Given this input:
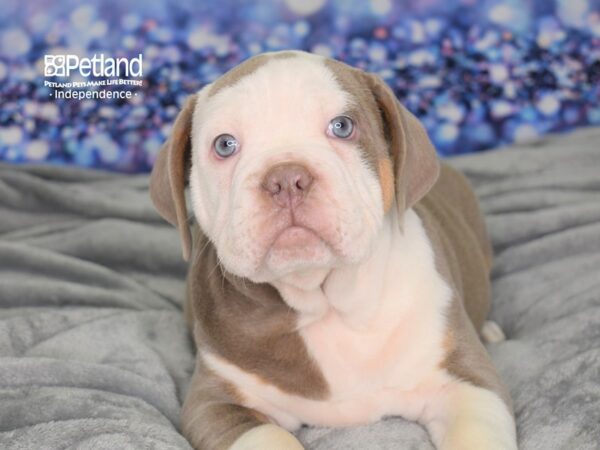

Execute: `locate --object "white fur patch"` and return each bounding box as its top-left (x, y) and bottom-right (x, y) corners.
top-left (188, 53), bottom-right (384, 288)
top-left (423, 382), bottom-right (517, 450)
top-left (202, 210), bottom-right (455, 430)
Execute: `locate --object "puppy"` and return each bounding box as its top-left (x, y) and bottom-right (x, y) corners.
top-left (150, 50), bottom-right (517, 450)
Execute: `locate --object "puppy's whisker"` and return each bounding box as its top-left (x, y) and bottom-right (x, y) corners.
top-left (218, 260), bottom-right (226, 292)
top-left (206, 261), bottom-right (222, 284)
top-left (195, 237), bottom-right (212, 259)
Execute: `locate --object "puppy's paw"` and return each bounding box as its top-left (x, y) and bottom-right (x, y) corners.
top-left (229, 424), bottom-right (305, 450)
top-left (481, 320), bottom-right (506, 344)
top-left (442, 426), bottom-right (517, 450)
top-left (431, 384), bottom-right (517, 450)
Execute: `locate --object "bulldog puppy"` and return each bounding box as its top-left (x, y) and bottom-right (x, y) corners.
top-left (150, 50), bottom-right (517, 450)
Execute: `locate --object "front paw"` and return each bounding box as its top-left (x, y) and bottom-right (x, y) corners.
top-left (229, 424), bottom-right (305, 450)
top-left (440, 421), bottom-right (517, 450)
top-left (427, 384), bottom-right (517, 450)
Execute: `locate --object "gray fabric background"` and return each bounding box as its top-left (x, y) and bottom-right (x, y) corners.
top-left (1, 127), bottom-right (599, 449)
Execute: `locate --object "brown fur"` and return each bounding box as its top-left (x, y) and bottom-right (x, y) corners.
top-left (414, 164), bottom-right (511, 410)
top-left (324, 60), bottom-right (387, 175)
top-left (149, 94), bottom-right (196, 260)
top-left (179, 225), bottom-right (329, 450)
top-left (181, 358), bottom-right (267, 450)
top-left (415, 164), bottom-right (493, 329)
top-left (362, 72), bottom-right (440, 212)
top-left (187, 227), bottom-right (329, 399)
top-left (325, 58), bottom-right (440, 214)
top-left (378, 158), bottom-right (395, 212)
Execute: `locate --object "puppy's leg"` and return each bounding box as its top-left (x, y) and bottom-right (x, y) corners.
top-left (423, 382), bottom-right (517, 450)
top-left (182, 358), bottom-right (304, 450)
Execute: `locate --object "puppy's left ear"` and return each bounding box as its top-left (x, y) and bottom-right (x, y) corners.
top-left (364, 73), bottom-right (440, 212)
top-left (150, 94), bottom-right (197, 261)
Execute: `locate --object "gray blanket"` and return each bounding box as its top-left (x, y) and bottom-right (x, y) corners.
top-left (1, 127), bottom-right (599, 449)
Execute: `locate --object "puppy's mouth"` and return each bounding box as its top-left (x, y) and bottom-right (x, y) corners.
top-left (263, 217), bottom-right (336, 274)
top-left (271, 225), bottom-right (324, 252)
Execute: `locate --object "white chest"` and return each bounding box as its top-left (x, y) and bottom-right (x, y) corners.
top-left (203, 211), bottom-right (455, 430)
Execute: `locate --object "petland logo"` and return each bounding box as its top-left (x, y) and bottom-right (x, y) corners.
top-left (44, 54), bottom-right (143, 77)
top-left (44, 54), bottom-right (143, 100)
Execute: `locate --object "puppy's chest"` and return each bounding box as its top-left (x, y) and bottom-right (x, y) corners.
top-left (204, 279), bottom-right (453, 430)
top-left (202, 210), bottom-right (455, 430)
top-left (301, 299), bottom-right (447, 398)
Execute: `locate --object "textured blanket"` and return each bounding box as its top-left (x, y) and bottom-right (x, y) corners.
top-left (1, 127), bottom-right (599, 449)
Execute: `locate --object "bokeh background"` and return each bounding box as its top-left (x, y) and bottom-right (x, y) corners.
top-left (1, 0), bottom-right (599, 172)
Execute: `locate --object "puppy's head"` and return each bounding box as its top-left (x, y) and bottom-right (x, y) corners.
top-left (150, 51), bottom-right (439, 285)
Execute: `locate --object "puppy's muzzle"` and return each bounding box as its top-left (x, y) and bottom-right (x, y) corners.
top-left (261, 163), bottom-right (314, 209)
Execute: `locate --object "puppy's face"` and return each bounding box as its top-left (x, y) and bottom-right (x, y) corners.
top-left (190, 52), bottom-right (391, 283)
top-left (150, 51), bottom-right (439, 287)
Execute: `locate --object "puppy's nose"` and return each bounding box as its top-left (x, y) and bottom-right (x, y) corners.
top-left (261, 163), bottom-right (314, 208)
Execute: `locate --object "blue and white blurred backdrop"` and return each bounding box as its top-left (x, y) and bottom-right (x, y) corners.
top-left (1, 0), bottom-right (599, 172)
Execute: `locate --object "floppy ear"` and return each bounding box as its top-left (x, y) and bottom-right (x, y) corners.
top-left (363, 73), bottom-right (440, 213)
top-left (150, 94), bottom-right (197, 261)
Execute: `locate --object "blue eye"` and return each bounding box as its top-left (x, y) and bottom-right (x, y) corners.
top-left (213, 133), bottom-right (239, 157)
top-left (329, 116), bottom-right (354, 138)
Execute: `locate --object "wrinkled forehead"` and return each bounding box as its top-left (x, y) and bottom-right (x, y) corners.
top-left (196, 52), bottom-right (354, 127)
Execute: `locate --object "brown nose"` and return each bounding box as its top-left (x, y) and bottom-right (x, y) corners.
top-left (261, 163), bottom-right (314, 208)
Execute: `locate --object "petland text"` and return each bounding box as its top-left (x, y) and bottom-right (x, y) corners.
top-left (44, 54), bottom-right (143, 78)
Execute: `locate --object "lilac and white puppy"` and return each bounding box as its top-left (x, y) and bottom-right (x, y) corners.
top-left (150, 50), bottom-right (517, 450)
